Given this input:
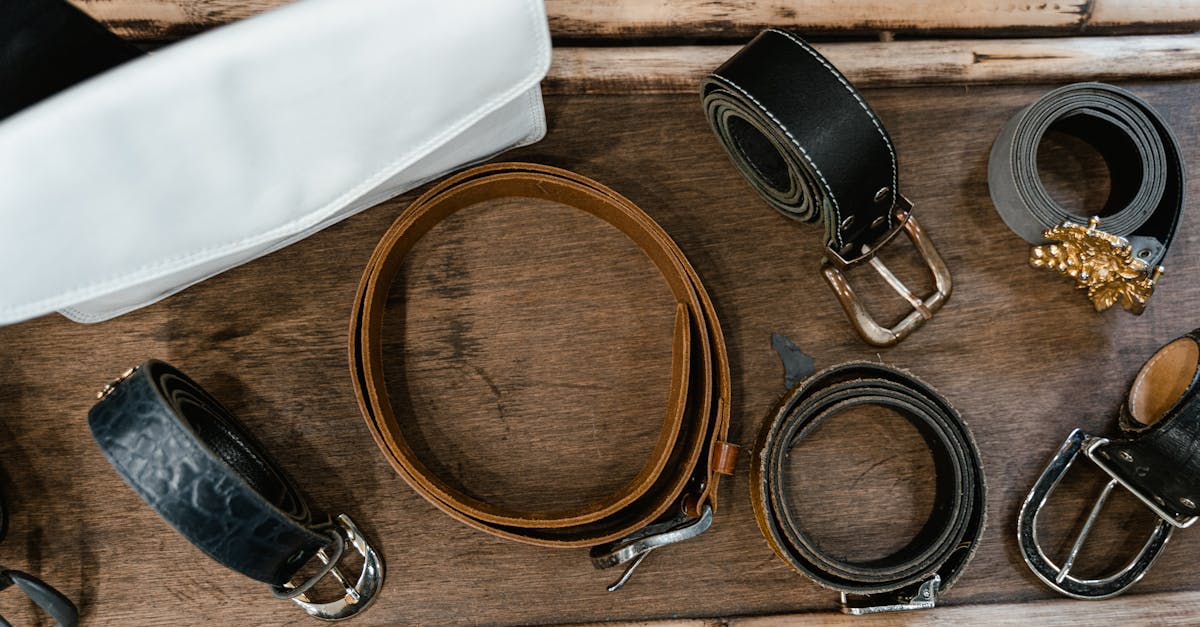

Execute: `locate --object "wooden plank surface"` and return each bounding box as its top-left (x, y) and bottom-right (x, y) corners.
top-left (4, 81), bottom-right (1200, 625)
top-left (67, 0), bottom-right (1200, 42)
top-left (547, 34), bottom-right (1200, 94)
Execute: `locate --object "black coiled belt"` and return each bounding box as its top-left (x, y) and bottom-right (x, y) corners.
top-left (702, 29), bottom-right (951, 347)
top-left (751, 363), bottom-right (986, 614)
top-left (988, 82), bottom-right (1185, 314)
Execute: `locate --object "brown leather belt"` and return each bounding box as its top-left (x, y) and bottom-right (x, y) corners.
top-left (349, 162), bottom-right (738, 591)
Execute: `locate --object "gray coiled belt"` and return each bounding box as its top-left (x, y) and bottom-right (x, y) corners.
top-left (988, 83), bottom-right (1185, 313)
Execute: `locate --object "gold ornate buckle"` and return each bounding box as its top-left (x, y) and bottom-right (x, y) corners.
top-left (1030, 216), bottom-right (1164, 315)
top-left (820, 198), bottom-right (952, 347)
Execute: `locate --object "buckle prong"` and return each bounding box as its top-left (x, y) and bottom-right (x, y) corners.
top-left (1018, 429), bottom-right (1174, 599)
top-left (590, 503), bottom-right (713, 592)
top-left (821, 198), bottom-right (951, 347)
top-left (273, 514), bottom-right (384, 620)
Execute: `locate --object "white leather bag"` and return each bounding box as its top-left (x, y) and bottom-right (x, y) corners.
top-left (0, 0), bottom-right (550, 325)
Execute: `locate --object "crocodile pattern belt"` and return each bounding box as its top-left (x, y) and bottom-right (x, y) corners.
top-left (88, 360), bottom-right (383, 620)
top-left (752, 362), bottom-right (986, 614)
top-left (702, 29), bottom-right (951, 347)
top-left (1020, 328), bottom-right (1200, 599)
top-left (988, 83), bottom-right (1185, 314)
top-left (349, 162), bottom-right (737, 591)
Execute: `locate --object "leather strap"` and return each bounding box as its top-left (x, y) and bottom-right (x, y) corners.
top-left (752, 362), bottom-right (986, 609)
top-left (1, 0), bottom-right (141, 120)
top-left (89, 360), bottom-right (335, 586)
top-left (349, 162), bottom-right (735, 551)
top-left (702, 28), bottom-right (899, 259)
top-left (988, 82), bottom-right (1185, 268)
top-left (1104, 329), bottom-right (1200, 520)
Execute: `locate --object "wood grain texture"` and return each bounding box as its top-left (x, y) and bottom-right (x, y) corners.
top-left (4, 82), bottom-right (1200, 625)
top-left (547, 34), bottom-right (1200, 94)
top-left (68, 0), bottom-right (1200, 41)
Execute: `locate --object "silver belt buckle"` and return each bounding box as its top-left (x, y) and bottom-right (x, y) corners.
top-left (273, 514), bottom-right (385, 620)
top-left (589, 503), bottom-right (713, 592)
top-left (1018, 429), bottom-right (1187, 599)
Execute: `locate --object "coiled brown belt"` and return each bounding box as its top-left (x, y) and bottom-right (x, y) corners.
top-left (349, 162), bottom-right (737, 590)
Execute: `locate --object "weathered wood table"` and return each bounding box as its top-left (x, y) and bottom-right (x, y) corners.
top-left (5, 2), bottom-right (1200, 625)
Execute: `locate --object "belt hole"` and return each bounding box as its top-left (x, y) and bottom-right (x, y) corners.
top-left (841, 215), bottom-right (856, 231)
top-left (874, 187), bottom-right (892, 204)
top-left (871, 216), bottom-right (887, 230)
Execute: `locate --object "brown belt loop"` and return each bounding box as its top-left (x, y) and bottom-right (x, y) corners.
top-left (348, 162), bottom-right (736, 591)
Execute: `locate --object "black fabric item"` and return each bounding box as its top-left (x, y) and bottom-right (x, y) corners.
top-left (987, 83), bottom-right (1185, 268)
top-left (702, 29), bottom-right (899, 256)
top-left (88, 360), bottom-right (333, 586)
top-left (0, 0), bottom-right (142, 120)
top-left (752, 362), bottom-right (987, 601)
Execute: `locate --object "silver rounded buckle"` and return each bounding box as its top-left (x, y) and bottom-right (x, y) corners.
top-left (1018, 429), bottom-right (1174, 599)
top-left (275, 514), bottom-right (384, 620)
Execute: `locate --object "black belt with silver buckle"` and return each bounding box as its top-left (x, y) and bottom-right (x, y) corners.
top-left (88, 360), bottom-right (384, 620)
top-left (988, 82), bottom-right (1185, 315)
top-left (752, 362), bottom-right (986, 614)
top-left (1019, 328), bottom-right (1200, 599)
top-left (702, 29), bottom-right (952, 347)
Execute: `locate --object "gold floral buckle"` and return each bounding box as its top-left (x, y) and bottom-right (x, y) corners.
top-left (1031, 216), bottom-right (1164, 315)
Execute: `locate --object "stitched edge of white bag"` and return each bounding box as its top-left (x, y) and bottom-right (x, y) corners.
top-left (2, 0), bottom-right (550, 324)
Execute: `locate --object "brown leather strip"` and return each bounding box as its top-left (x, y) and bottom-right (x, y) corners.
top-left (349, 162), bottom-right (734, 548)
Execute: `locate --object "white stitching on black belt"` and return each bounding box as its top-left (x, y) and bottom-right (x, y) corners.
top-left (701, 29), bottom-right (953, 347)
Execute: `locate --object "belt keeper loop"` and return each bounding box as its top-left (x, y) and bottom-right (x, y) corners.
top-left (711, 440), bottom-right (739, 476)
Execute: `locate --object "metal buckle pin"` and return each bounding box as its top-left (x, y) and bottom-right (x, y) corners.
top-left (839, 575), bottom-right (940, 615)
top-left (273, 514), bottom-right (384, 620)
top-left (820, 197), bottom-right (952, 347)
top-left (589, 503), bottom-right (713, 592)
top-left (1017, 429), bottom-right (1176, 600)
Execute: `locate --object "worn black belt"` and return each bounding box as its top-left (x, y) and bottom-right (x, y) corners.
top-left (88, 360), bottom-right (383, 620)
top-left (702, 29), bottom-right (951, 347)
top-left (1019, 328), bottom-right (1200, 599)
top-left (752, 363), bottom-right (986, 614)
top-left (988, 82), bottom-right (1185, 314)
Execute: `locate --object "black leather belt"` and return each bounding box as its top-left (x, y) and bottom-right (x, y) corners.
top-left (0, 474), bottom-right (78, 627)
top-left (702, 29), bottom-right (951, 347)
top-left (1, 0), bottom-right (141, 120)
top-left (988, 82), bottom-right (1185, 314)
top-left (88, 360), bottom-right (383, 620)
top-left (752, 362), bottom-right (986, 614)
top-left (1019, 328), bottom-right (1200, 599)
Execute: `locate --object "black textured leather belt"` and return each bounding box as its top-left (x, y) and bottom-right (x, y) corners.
top-left (752, 362), bottom-right (986, 614)
top-left (88, 360), bottom-right (383, 620)
top-left (702, 29), bottom-right (951, 347)
top-left (1, 0), bottom-right (141, 120)
top-left (349, 162), bottom-right (737, 592)
top-left (1019, 328), bottom-right (1200, 599)
top-left (988, 83), bottom-right (1185, 314)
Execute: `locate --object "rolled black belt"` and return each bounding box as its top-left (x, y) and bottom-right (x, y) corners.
top-left (702, 29), bottom-right (951, 347)
top-left (1, 0), bottom-right (141, 120)
top-left (752, 362), bottom-right (986, 614)
top-left (88, 360), bottom-right (383, 620)
top-left (988, 83), bottom-right (1185, 314)
top-left (1019, 328), bottom-right (1200, 599)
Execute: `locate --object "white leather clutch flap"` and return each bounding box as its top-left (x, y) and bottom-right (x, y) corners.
top-left (0, 0), bottom-right (550, 325)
